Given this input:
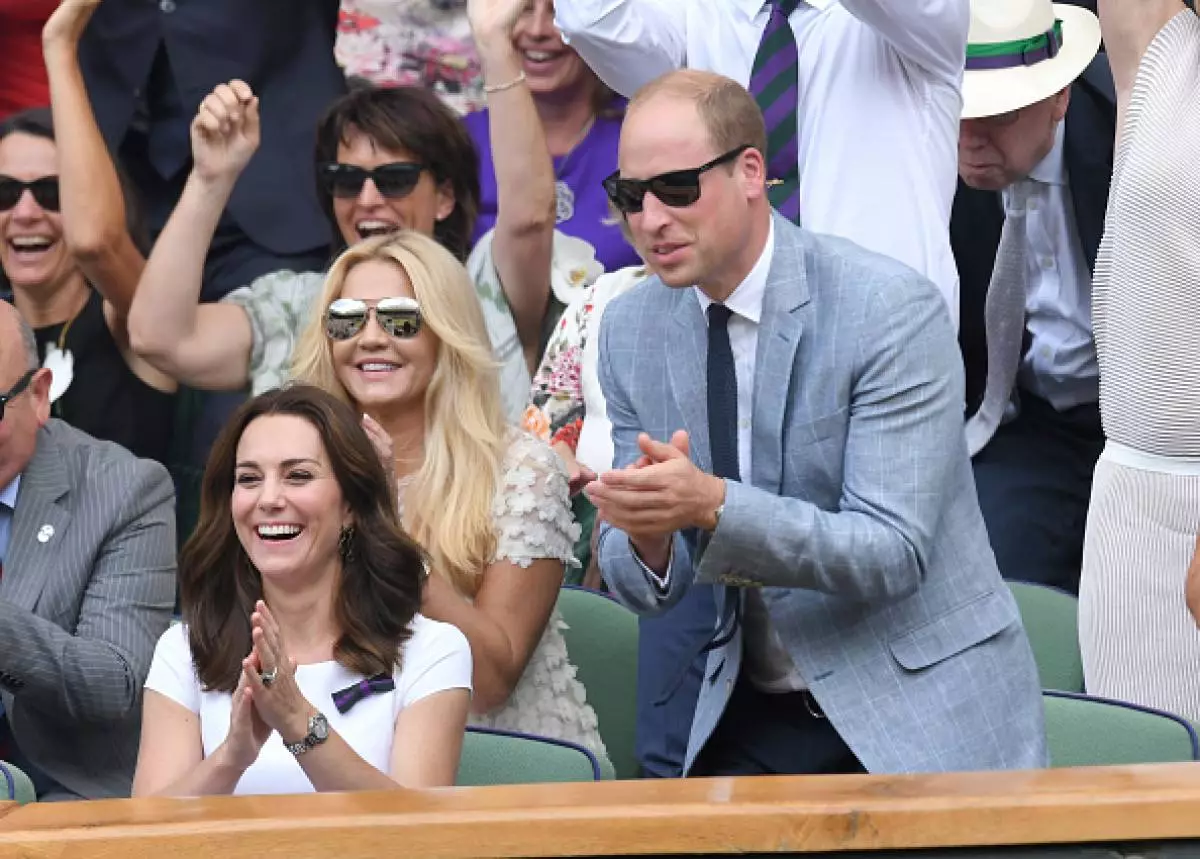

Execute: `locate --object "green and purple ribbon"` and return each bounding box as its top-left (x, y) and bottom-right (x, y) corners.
top-left (966, 19), bottom-right (1064, 70)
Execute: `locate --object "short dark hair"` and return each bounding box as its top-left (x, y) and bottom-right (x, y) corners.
top-left (314, 86), bottom-right (480, 263)
top-left (0, 107), bottom-right (151, 255)
top-left (180, 384), bottom-right (427, 693)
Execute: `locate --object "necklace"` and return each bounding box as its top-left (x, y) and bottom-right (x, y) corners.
top-left (552, 115), bottom-right (596, 225)
top-left (41, 290), bottom-right (89, 407)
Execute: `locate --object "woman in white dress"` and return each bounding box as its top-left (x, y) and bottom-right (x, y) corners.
top-left (134, 385), bottom-right (473, 796)
top-left (290, 231), bottom-right (609, 767)
top-left (1080, 0), bottom-right (1200, 720)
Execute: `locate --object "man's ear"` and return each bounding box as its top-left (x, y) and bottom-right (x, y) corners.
top-left (29, 367), bottom-right (53, 426)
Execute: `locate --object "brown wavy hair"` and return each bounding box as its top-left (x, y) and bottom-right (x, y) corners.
top-left (179, 384), bottom-right (427, 692)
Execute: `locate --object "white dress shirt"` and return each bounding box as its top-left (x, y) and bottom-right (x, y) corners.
top-left (556, 0), bottom-right (967, 322)
top-left (1005, 123), bottom-right (1099, 412)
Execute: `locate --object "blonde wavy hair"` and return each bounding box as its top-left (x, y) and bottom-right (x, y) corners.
top-left (291, 231), bottom-right (508, 596)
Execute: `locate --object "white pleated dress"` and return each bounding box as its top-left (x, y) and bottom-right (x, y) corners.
top-left (1079, 9), bottom-right (1200, 721)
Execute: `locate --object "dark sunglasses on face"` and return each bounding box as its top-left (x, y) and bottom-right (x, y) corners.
top-left (318, 162), bottom-right (427, 200)
top-left (602, 145), bottom-right (750, 215)
top-left (0, 176), bottom-right (60, 212)
top-left (324, 297), bottom-right (423, 341)
top-left (0, 369), bottom-right (35, 422)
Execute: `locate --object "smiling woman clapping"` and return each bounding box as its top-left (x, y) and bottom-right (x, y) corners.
top-left (131, 385), bottom-right (472, 796)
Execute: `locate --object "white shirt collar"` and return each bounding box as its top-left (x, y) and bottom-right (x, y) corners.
top-left (0, 474), bottom-right (19, 511)
top-left (1028, 121), bottom-right (1067, 187)
top-left (736, 0), bottom-right (831, 21)
top-left (694, 218), bottom-right (775, 324)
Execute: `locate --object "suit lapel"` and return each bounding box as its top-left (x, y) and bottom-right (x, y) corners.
top-left (751, 215), bottom-right (809, 495)
top-left (667, 287), bottom-right (713, 473)
top-left (4, 428), bottom-right (72, 613)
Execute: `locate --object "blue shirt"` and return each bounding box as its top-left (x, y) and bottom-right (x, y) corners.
top-left (0, 475), bottom-right (19, 723)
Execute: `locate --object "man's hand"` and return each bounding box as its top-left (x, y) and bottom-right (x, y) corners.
top-left (1186, 534), bottom-right (1200, 629)
top-left (585, 430), bottom-right (726, 571)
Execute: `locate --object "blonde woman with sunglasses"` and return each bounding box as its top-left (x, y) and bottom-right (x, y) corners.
top-left (290, 231), bottom-right (609, 769)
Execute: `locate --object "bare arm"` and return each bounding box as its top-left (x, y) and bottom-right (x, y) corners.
top-left (1098, 0), bottom-right (1186, 129)
top-left (471, 0), bottom-right (555, 373)
top-left (422, 560), bottom-right (563, 713)
top-left (1187, 533), bottom-right (1200, 629)
top-left (126, 82), bottom-right (259, 391)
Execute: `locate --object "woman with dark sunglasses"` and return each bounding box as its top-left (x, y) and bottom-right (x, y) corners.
top-left (288, 230), bottom-right (609, 772)
top-left (127, 0), bottom-right (592, 424)
top-left (0, 0), bottom-right (174, 464)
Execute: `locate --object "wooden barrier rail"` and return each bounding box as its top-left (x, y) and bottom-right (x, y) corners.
top-left (1, 763), bottom-right (1199, 858)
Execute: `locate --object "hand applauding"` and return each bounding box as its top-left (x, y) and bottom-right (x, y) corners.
top-left (242, 600), bottom-right (316, 745)
top-left (191, 80), bottom-right (261, 187)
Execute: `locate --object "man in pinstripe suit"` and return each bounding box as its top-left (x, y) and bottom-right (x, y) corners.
top-left (0, 302), bottom-right (176, 800)
top-left (587, 71), bottom-right (1047, 776)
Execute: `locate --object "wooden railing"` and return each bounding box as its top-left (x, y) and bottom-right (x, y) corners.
top-left (1, 763), bottom-right (1199, 857)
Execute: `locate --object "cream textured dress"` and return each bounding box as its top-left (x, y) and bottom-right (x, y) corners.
top-left (398, 431), bottom-right (610, 768)
top-left (1079, 9), bottom-right (1200, 721)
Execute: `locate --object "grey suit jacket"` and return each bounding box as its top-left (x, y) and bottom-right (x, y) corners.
top-left (597, 214), bottom-right (1047, 775)
top-left (0, 420), bottom-right (177, 798)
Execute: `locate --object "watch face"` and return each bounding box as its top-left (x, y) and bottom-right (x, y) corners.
top-left (311, 713), bottom-right (330, 741)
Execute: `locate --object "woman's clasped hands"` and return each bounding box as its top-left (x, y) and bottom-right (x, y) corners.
top-left (220, 601), bottom-right (317, 771)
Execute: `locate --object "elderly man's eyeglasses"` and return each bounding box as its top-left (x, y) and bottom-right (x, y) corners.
top-left (0, 370), bottom-right (35, 422)
top-left (602, 145), bottom-right (750, 215)
top-left (324, 297), bottom-right (423, 341)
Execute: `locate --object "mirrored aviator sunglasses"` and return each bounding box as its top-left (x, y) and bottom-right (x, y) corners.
top-left (602, 145), bottom-right (749, 215)
top-left (324, 297), bottom-right (423, 341)
top-left (318, 162), bottom-right (426, 200)
top-left (0, 176), bottom-right (60, 212)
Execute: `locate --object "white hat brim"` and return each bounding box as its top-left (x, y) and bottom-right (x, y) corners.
top-left (961, 4), bottom-right (1102, 119)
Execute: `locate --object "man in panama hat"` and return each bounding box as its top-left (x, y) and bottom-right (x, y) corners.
top-left (953, 0), bottom-right (1115, 595)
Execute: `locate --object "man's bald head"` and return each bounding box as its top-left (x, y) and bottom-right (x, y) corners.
top-left (626, 69), bottom-right (768, 163)
top-left (0, 300), bottom-right (51, 488)
top-left (0, 301), bottom-right (38, 384)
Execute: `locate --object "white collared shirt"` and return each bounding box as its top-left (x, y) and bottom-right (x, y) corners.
top-left (1003, 123), bottom-right (1099, 411)
top-left (556, 0), bottom-right (967, 322)
top-left (0, 474), bottom-right (19, 568)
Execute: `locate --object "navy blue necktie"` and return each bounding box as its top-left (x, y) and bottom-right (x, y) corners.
top-left (705, 304), bottom-right (741, 654)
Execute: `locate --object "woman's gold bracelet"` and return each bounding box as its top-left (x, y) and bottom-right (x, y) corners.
top-left (484, 71), bottom-right (528, 94)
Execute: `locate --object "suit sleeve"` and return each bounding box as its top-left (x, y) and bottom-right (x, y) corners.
top-left (593, 304), bottom-right (695, 616)
top-left (0, 459), bottom-right (177, 723)
top-left (697, 272), bottom-right (965, 603)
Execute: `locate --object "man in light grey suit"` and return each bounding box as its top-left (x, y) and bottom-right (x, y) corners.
top-left (0, 302), bottom-right (176, 799)
top-left (587, 70), bottom-right (1047, 776)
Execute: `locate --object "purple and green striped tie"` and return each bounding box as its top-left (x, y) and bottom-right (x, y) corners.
top-left (749, 0), bottom-right (800, 223)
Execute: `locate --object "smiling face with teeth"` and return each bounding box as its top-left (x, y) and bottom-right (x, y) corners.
top-left (332, 130), bottom-right (456, 251)
top-left (328, 258), bottom-right (439, 420)
top-left (0, 132), bottom-right (75, 295)
top-left (232, 414), bottom-right (352, 584)
top-left (513, 0), bottom-right (593, 100)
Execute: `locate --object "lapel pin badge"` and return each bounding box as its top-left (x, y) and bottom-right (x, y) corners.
top-left (37, 525), bottom-right (55, 544)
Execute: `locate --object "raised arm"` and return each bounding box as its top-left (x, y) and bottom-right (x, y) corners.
top-left (839, 0), bottom-right (970, 85)
top-left (470, 0), bottom-right (556, 373)
top-left (126, 81), bottom-right (258, 391)
top-left (1098, 0), bottom-right (1185, 129)
top-left (554, 0), bottom-right (686, 98)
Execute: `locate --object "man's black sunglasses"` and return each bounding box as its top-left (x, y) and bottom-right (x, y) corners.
top-left (0, 369), bottom-right (35, 423)
top-left (318, 162), bottom-right (427, 200)
top-left (0, 176), bottom-right (60, 212)
top-left (602, 145), bottom-right (750, 215)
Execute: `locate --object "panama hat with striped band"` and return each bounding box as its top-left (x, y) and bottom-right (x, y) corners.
top-left (961, 0), bottom-right (1102, 120)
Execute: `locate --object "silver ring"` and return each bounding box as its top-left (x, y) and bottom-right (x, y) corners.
top-left (260, 666), bottom-right (278, 687)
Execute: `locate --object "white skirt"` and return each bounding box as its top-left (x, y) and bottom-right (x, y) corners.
top-left (1079, 442), bottom-right (1200, 722)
